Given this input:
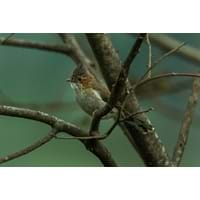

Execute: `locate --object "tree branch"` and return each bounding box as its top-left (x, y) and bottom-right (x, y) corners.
top-left (0, 128), bottom-right (58, 164)
top-left (86, 33), bottom-right (172, 166)
top-left (135, 72), bottom-right (200, 90)
top-left (59, 33), bottom-right (92, 66)
top-left (1, 33), bottom-right (15, 44)
top-left (88, 34), bottom-right (146, 136)
top-left (139, 42), bottom-right (185, 82)
top-left (146, 33), bottom-right (152, 78)
top-left (86, 34), bottom-right (122, 88)
top-left (172, 76), bottom-right (200, 166)
top-left (0, 37), bottom-right (73, 56)
top-left (0, 105), bottom-right (117, 166)
top-left (123, 33), bottom-right (146, 71)
top-left (111, 33), bottom-right (146, 104)
top-left (150, 34), bottom-right (200, 67)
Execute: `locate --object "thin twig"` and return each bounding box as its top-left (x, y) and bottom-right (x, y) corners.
top-left (153, 42), bottom-right (185, 67)
top-left (54, 135), bottom-right (101, 140)
top-left (139, 42), bottom-right (185, 82)
top-left (120, 107), bottom-right (154, 122)
top-left (150, 34), bottom-right (200, 67)
top-left (146, 33), bottom-right (152, 78)
top-left (0, 128), bottom-right (58, 164)
top-left (135, 72), bottom-right (200, 90)
top-left (172, 76), bottom-right (200, 166)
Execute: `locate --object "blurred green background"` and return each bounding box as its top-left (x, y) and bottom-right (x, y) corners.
top-left (0, 33), bottom-right (199, 166)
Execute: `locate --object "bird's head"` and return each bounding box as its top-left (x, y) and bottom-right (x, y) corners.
top-left (67, 64), bottom-right (95, 90)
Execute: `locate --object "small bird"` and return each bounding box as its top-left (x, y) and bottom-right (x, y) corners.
top-left (67, 64), bottom-right (153, 147)
top-left (67, 64), bottom-right (115, 119)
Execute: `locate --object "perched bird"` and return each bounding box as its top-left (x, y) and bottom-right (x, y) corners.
top-left (67, 64), bottom-right (153, 149)
top-left (67, 64), bottom-right (115, 118)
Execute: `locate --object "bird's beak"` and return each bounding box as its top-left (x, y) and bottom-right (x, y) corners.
top-left (66, 78), bottom-right (71, 83)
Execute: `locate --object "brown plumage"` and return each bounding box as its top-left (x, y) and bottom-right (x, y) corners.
top-left (68, 65), bottom-right (114, 118)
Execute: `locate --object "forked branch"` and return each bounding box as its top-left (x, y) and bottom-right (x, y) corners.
top-left (0, 105), bottom-right (117, 166)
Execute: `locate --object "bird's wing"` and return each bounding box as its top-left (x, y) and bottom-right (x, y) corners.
top-left (93, 82), bottom-right (110, 103)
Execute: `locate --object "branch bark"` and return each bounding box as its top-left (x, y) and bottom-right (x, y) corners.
top-left (86, 33), bottom-right (172, 166)
top-left (0, 105), bottom-right (117, 166)
top-left (59, 33), bottom-right (92, 66)
top-left (0, 128), bottom-right (58, 164)
top-left (0, 37), bottom-right (73, 56)
top-left (172, 76), bottom-right (200, 166)
top-left (88, 34), bottom-right (147, 136)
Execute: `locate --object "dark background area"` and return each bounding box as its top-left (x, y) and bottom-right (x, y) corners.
top-left (0, 33), bottom-right (199, 166)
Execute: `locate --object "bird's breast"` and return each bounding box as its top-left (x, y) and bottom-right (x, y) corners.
top-left (75, 87), bottom-right (107, 116)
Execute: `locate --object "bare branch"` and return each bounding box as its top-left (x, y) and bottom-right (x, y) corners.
top-left (86, 34), bottom-right (122, 88)
top-left (0, 105), bottom-right (117, 166)
top-left (139, 42), bottom-right (185, 82)
top-left (1, 33), bottom-right (15, 44)
top-left (135, 72), bottom-right (200, 90)
top-left (56, 107), bottom-right (122, 141)
top-left (86, 33), bottom-right (172, 166)
top-left (123, 33), bottom-right (146, 71)
top-left (172, 77), bottom-right (200, 166)
top-left (146, 33), bottom-right (152, 78)
top-left (59, 33), bottom-right (92, 66)
top-left (152, 42), bottom-right (185, 67)
top-left (150, 34), bottom-right (200, 67)
top-left (0, 37), bottom-right (73, 55)
top-left (88, 34), bottom-right (146, 136)
top-left (0, 128), bottom-right (58, 164)
top-left (111, 33), bottom-right (146, 104)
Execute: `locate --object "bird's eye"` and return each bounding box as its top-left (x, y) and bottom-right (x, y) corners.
top-left (78, 77), bottom-right (82, 81)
